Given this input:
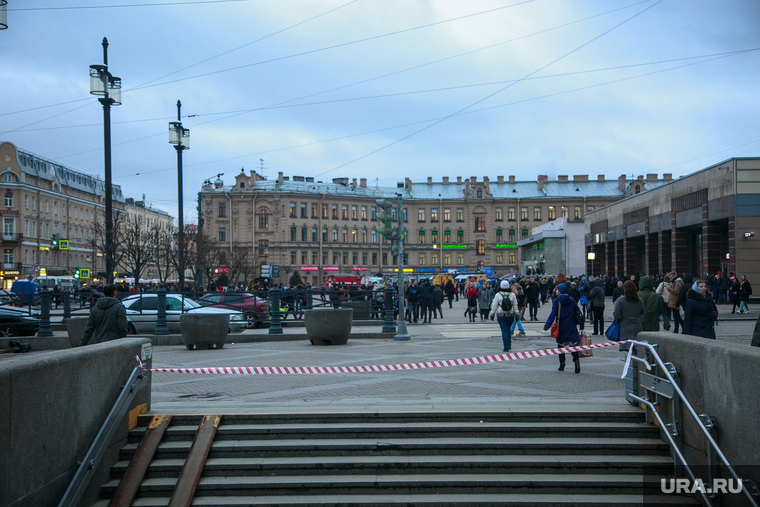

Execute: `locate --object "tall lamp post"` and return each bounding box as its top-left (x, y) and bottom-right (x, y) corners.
top-left (89, 37), bottom-right (121, 284)
top-left (169, 100), bottom-right (190, 290)
top-left (0, 1), bottom-right (8, 30)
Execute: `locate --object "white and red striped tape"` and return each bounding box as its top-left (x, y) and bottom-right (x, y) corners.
top-left (136, 340), bottom-right (628, 375)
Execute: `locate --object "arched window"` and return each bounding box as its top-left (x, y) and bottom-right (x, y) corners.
top-left (3, 173), bottom-right (14, 182)
top-left (477, 188), bottom-right (482, 198)
top-left (257, 209), bottom-right (269, 229)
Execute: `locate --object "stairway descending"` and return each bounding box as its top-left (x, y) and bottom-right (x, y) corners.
top-left (94, 411), bottom-right (701, 506)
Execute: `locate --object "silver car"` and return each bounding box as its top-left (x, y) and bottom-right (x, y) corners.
top-left (122, 294), bottom-right (246, 334)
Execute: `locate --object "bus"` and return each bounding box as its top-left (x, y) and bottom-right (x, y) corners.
top-left (34, 275), bottom-right (76, 290)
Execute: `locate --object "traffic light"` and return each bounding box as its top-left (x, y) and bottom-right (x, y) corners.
top-left (51, 233), bottom-right (60, 249)
top-left (374, 199), bottom-right (394, 240)
top-left (74, 267), bottom-right (80, 279)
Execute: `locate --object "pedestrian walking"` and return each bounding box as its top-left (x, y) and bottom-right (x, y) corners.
top-left (655, 273), bottom-right (673, 320)
top-left (612, 281), bottom-right (645, 350)
top-left (730, 277), bottom-right (741, 314)
top-left (445, 279), bottom-right (456, 308)
top-left (79, 284), bottom-right (128, 346)
top-left (612, 280), bottom-right (625, 303)
top-left (589, 277), bottom-right (606, 335)
top-left (420, 278), bottom-right (434, 323)
top-left (465, 280), bottom-right (478, 322)
top-left (432, 284), bottom-right (444, 319)
top-left (405, 279), bottom-right (420, 323)
top-left (478, 283), bottom-right (490, 321)
top-left (638, 276), bottom-right (670, 332)
top-left (524, 276), bottom-right (540, 321)
top-left (490, 280), bottom-right (518, 352)
top-left (543, 283), bottom-right (583, 373)
top-left (510, 283), bottom-right (526, 335)
top-left (739, 275), bottom-right (752, 314)
top-left (683, 280), bottom-right (719, 339)
top-left (673, 274), bottom-right (693, 333)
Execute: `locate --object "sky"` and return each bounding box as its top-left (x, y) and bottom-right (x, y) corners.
top-left (1, 0), bottom-right (759, 222)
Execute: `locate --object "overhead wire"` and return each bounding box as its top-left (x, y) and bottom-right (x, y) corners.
top-left (315, 0), bottom-right (665, 177)
top-left (8, 0), bottom-right (251, 11)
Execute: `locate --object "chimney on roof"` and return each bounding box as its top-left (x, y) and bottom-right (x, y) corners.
top-left (427, 177), bottom-right (433, 185)
top-left (557, 175), bottom-right (568, 183)
top-left (509, 175), bottom-right (516, 184)
top-left (663, 173), bottom-right (672, 182)
top-left (405, 177), bottom-right (412, 191)
top-left (618, 174), bottom-right (627, 192)
top-left (456, 176), bottom-right (462, 184)
top-left (283, 176), bottom-right (290, 181)
top-left (597, 175), bottom-right (605, 182)
top-left (497, 176), bottom-right (504, 184)
top-left (646, 174), bottom-right (657, 182)
top-left (292, 176), bottom-right (305, 182)
top-left (573, 175), bottom-right (588, 183)
top-left (332, 177), bottom-right (348, 186)
top-left (537, 175), bottom-right (546, 191)
top-left (359, 178), bottom-right (366, 188)
top-left (352, 178), bottom-right (357, 188)
top-left (306, 177), bottom-right (314, 182)
top-left (277, 172), bottom-right (284, 185)
top-left (442, 176), bottom-right (449, 185)
top-left (471, 176), bottom-right (477, 183)
top-left (483, 176), bottom-right (489, 184)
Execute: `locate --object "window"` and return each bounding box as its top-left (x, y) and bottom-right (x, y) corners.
top-left (402, 208), bottom-right (407, 222)
top-left (352, 229), bottom-right (357, 243)
top-left (496, 252), bottom-right (503, 264)
top-left (301, 252), bottom-right (307, 264)
top-left (371, 230), bottom-right (377, 243)
top-left (332, 205), bottom-right (338, 218)
top-left (311, 203), bottom-right (318, 217)
top-left (362, 229), bottom-right (367, 243)
top-left (382, 253), bottom-right (387, 266)
top-left (4, 193), bottom-right (11, 207)
top-left (371, 207), bottom-right (376, 220)
top-left (333, 252), bottom-right (339, 265)
top-left (456, 208), bottom-right (464, 222)
top-left (477, 188), bottom-right (482, 198)
top-left (441, 230), bottom-right (449, 244)
top-left (332, 229), bottom-right (338, 242)
top-left (4, 249), bottom-right (12, 264)
top-left (391, 208), bottom-right (397, 220)
top-left (475, 217), bottom-right (485, 232)
top-left (444, 253), bottom-right (451, 265)
top-left (25, 196), bottom-right (28, 209)
top-left (548, 206), bottom-right (555, 220)
top-left (508, 207), bottom-right (515, 220)
top-left (290, 252), bottom-right (296, 264)
top-left (290, 227), bottom-right (297, 242)
top-left (301, 203), bottom-right (307, 218)
top-left (521, 207), bottom-right (528, 220)
top-left (457, 230), bottom-right (464, 243)
top-left (258, 210), bottom-right (269, 229)
top-left (534, 207), bottom-right (541, 220)
top-left (322, 228), bottom-right (328, 242)
top-left (574, 206), bottom-right (582, 219)
top-left (476, 240), bottom-right (485, 255)
top-left (342, 205), bottom-right (348, 219)
top-left (457, 253), bottom-right (464, 265)
top-left (444, 208), bottom-right (451, 222)
top-left (431, 253), bottom-right (438, 265)
top-left (289, 202), bottom-right (296, 217)
top-left (561, 206), bottom-right (568, 218)
top-left (588, 206), bottom-right (595, 212)
top-left (362, 253), bottom-right (367, 265)
top-left (342, 229), bottom-right (348, 242)
top-left (496, 230), bottom-right (502, 242)
top-left (361, 206), bottom-right (367, 220)
top-left (4, 218), bottom-right (13, 236)
top-left (322, 204), bottom-right (328, 218)
top-left (312, 252), bottom-right (317, 264)
top-left (32, 197), bottom-right (36, 211)
top-left (218, 202), bottom-right (226, 217)
top-left (44, 223), bottom-right (49, 239)
top-left (509, 229), bottom-right (515, 242)
top-left (351, 205), bottom-right (357, 219)
top-left (419, 231), bottom-right (425, 244)
top-left (31, 220), bottom-right (36, 238)
top-left (352, 253), bottom-right (358, 265)
top-left (54, 201), bottom-right (58, 215)
top-left (218, 227), bottom-right (226, 242)
top-left (431, 230), bottom-right (438, 244)
top-left (431, 208), bottom-right (438, 222)
top-left (522, 229), bottom-right (529, 239)
top-left (312, 228), bottom-right (318, 242)
top-left (3, 173), bottom-right (11, 182)
top-left (418, 254), bottom-right (426, 266)
top-left (509, 252), bottom-right (516, 264)
top-left (342, 252), bottom-right (348, 265)
top-left (495, 208), bottom-right (503, 221)
top-left (372, 253), bottom-right (377, 265)
top-left (301, 227), bottom-right (307, 242)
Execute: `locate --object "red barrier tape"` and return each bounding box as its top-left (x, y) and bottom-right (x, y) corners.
top-left (136, 340), bottom-right (628, 375)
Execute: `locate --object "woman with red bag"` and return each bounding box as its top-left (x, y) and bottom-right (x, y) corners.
top-left (543, 283), bottom-right (584, 373)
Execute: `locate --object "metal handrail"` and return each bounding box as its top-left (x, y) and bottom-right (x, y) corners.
top-left (625, 340), bottom-right (759, 507)
top-left (58, 366), bottom-right (149, 507)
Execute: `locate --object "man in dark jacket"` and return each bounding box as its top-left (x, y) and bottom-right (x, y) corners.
top-left (588, 277), bottom-right (606, 335)
top-left (524, 277), bottom-right (540, 321)
top-left (419, 278), bottom-right (435, 324)
top-left (405, 279), bottom-right (420, 323)
top-left (445, 279), bottom-right (456, 308)
top-left (79, 285), bottom-right (128, 346)
top-left (432, 284), bottom-right (444, 319)
top-left (717, 272), bottom-right (729, 305)
top-left (612, 280), bottom-right (625, 303)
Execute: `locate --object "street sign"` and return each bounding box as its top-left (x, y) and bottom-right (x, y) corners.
top-left (32, 263), bottom-right (40, 273)
top-left (27, 275), bottom-right (33, 281)
top-left (39, 268), bottom-right (46, 276)
top-left (483, 267), bottom-right (493, 277)
top-left (271, 265), bottom-right (280, 278)
top-left (59, 240), bottom-right (69, 250)
top-left (80, 269), bottom-right (90, 279)
top-left (261, 264), bottom-right (271, 276)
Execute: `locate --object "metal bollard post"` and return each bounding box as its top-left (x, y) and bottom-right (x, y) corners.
top-left (382, 285), bottom-right (396, 333)
top-left (38, 285), bottom-right (54, 337)
top-left (306, 287), bottom-right (313, 310)
top-left (269, 285), bottom-right (283, 334)
top-left (62, 290), bottom-right (71, 324)
top-left (154, 284), bottom-right (169, 335)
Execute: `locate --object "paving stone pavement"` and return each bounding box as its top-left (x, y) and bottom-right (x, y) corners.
top-left (148, 296), bottom-right (756, 414)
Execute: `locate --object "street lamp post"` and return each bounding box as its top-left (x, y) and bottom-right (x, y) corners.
top-left (89, 37), bottom-right (121, 284)
top-left (0, 1), bottom-right (8, 30)
top-left (169, 100), bottom-right (190, 290)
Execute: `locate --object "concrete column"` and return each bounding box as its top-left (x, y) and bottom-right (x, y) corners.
top-left (616, 239), bottom-right (624, 279)
top-left (658, 230), bottom-right (671, 274)
top-left (702, 203), bottom-right (721, 278)
top-left (606, 241), bottom-right (615, 277)
top-left (624, 238), bottom-right (637, 277)
top-left (644, 219), bottom-right (651, 276)
top-left (585, 245), bottom-right (592, 276)
top-left (728, 216), bottom-right (736, 274)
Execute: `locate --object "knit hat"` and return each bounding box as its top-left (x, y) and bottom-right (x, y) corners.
top-left (500, 280), bottom-right (509, 290)
top-left (556, 283), bottom-right (568, 294)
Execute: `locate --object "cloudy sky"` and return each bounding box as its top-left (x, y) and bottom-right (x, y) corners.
top-left (2, 0), bottom-right (759, 220)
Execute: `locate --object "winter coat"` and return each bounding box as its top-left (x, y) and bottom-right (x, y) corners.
top-left (613, 296), bottom-right (645, 342)
top-left (567, 287), bottom-right (581, 303)
top-left (445, 281), bottom-right (456, 300)
top-left (79, 297), bottom-right (128, 346)
top-left (524, 282), bottom-right (540, 304)
top-left (515, 287), bottom-right (526, 308)
top-left (683, 289), bottom-right (718, 339)
top-left (637, 276), bottom-right (666, 332)
top-left (433, 287), bottom-right (444, 306)
top-left (589, 283), bottom-right (605, 308)
top-left (656, 281), bottom-right (672, 303)
top-left (719, 275), bottom-right (729, 291)
top-left (675, 275), bottom-right (694, 311)
top-left (420, 283), bottom-right (434, 304)
top-left (406, 284), bottom-right (420, 303)
top-left (612, 286), bottom-right (625, 303)
top-left (740, 280), bottom-right (753, 302)
top-left (668, 279), bottom-right (684, 309)
top-left (543, 294), bottom-right (581, 344)
top-left (478, 287), bottom-right (490, 310)
top-left (489, 291), bottom-right (518, 319)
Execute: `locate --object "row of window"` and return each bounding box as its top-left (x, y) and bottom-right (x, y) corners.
top-left (287, 250), bottom-right (517, 267)
top-left (3, 193), bottom-right (97, 222)
top-left (2, 249), bottom-right (101, 269)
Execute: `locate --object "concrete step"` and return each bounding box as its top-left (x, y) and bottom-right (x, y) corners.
top-left (91, 492), bottom-right (702, 506)
top-left (99, 473), bottom-right (678, 497)
top-left (110, 454), bottom-right (676, 479)
top-left (128, 421), bottom-right (658, 443)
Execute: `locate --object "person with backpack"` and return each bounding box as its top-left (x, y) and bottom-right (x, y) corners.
top-left (638, 276), bottom-right (670, 332)
top-left (489, 280), bottom-right (518, 352)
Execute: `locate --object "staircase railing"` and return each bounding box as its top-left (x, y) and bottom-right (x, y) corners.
top-left (624, 340), bottom-right (759, 507)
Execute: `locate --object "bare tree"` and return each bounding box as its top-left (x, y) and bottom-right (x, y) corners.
top-left (91, 209), bottom-right (127, 283)
top-left (119, 216), bottom-right (154, 284)
top-left (226, 246), bottom-right (254, 288)
top-left (183, 227), bottom-right (219, 290)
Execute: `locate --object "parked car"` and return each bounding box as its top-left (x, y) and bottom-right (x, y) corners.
top-left (10, 281), bottom-right (39, 306)
top-left (122, 294), bottom-right (246, 335)
top-left (0, 307), bottom-right (40, 337)
top-left (197, 292), bottom-right (269, 328)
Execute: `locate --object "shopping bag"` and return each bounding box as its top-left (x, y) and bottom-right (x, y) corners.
top-left (605, 320), bottom-right (620, 341)
top-left (579, 333), bottom-right (593, 357)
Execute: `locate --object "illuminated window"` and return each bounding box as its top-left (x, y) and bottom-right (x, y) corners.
top-left (548, 206), bottom-right (555, 220)
top-left (509, 251), bottom-right (516, 264)
top-left (457, 253), bottom-right (464, 265)
top-left (431, 230), bottom-right (438, 244)
top-left (444, 253), bottom-right (451, 265)
top-left (342, 205), bottom-right (348, 219)
top-left (476, 240), bottom-right (485, 255)
top-left (444, 231), bottom-right (451, 244)
top-left (431, 208), bottom-right (438, 222)
top-left (534, 207), bottom-right (541, 220)
top-left (561, 206), bottom-right (568, 218)
top-left (352, 205), bottom-right (357, 219)
top-left (432, 253), bottom-right (438, 265)
top-left (496, 252), bottom-right (503, 264)
top-left (574, 206), bottom-right (582, 219)
top-left (475, 217), bottom-right (485, 231)
top-left (289, 202), bottom-right (296, 217)
top-left (361, 206), bottom-right (367, 219)
top-left (332, 205), bottom-right (338, 218)
top-left (508, 207), bottom-right (515, 220)
top-left (419, 231), bottom-right (425, 244)
top-left (444, 208), bottom-right (451, 221)
top-left (457, 230), bottom-right (464, 243)
top-left (419, 254), bottom-right (426, 266)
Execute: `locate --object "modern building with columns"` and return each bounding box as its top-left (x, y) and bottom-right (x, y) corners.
top-left (584, 157), bottom-right (760, 284)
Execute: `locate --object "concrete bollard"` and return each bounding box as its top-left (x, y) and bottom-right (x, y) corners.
top-left (37, 285), bottom-right (53, 337)
top-left (154, 285), bottom-right (168, 335)
top-left (269, 285), bottom-right (283, 334)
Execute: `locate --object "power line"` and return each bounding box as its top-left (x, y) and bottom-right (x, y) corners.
top-left (315, 0), bottom-right (665, 177)
top-left (8, 0), bottom-right (251, 11)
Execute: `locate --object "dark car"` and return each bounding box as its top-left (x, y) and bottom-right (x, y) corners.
top-left (198, 292), bottom-right (270, 328)
top-left (0, 307), bottom-right (40, 337)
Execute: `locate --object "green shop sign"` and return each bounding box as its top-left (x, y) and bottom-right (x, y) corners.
top-left (494, 244), bottom-right (517, 249)
top-left (442, 244), bottom-right (468, 249)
